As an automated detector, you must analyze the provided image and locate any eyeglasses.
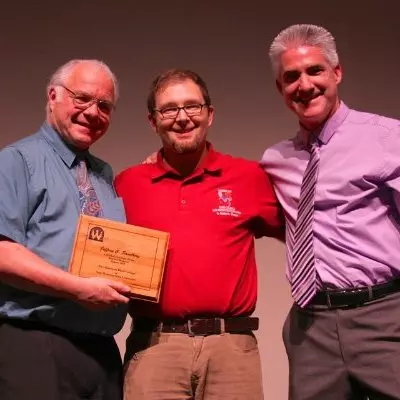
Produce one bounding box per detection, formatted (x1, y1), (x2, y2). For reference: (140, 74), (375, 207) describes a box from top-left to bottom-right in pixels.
(58, 85), (115, 115)
(154, 103), (207, 119)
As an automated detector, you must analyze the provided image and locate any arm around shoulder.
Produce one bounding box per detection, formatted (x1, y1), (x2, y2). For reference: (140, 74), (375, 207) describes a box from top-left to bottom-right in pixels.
(252, 164), (285, 240)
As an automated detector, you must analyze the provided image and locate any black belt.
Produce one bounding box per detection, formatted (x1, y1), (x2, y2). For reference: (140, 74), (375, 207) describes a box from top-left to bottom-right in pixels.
(309, 279), (400, 308)
(133, 317), (259, 336)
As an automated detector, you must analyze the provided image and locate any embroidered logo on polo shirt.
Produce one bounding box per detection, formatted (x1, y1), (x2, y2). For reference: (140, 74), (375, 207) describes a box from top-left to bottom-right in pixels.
(212, 189), (242, 217)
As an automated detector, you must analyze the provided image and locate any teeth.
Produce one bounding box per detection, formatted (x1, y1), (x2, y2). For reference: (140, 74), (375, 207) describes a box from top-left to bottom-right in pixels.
(298, 97), (317, 105)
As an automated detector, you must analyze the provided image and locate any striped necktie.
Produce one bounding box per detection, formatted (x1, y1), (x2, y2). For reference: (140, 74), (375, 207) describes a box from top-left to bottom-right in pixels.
(291, 141), (320, 307)
(76, 158), (103, 217)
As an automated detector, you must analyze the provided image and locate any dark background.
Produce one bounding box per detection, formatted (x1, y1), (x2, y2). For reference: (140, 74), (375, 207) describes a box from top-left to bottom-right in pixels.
(1, 1), (399, 397)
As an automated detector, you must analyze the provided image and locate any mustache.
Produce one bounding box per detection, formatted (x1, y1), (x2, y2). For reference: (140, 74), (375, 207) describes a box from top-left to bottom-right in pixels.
(294, 91), (324, 104)
(172, 126), (196, 134)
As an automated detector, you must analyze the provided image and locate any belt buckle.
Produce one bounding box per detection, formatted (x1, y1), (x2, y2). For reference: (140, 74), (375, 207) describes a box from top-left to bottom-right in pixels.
(207, 318), (222, 335)
(325, 291), (332, 308)
(367, 286), (373, 301)
(348, 286), (373, 306)
(357, 286), (373, 304)
(325, 289), (347, 308)
(187, 320), (195, 337)
(325, 286), (374, 308)
(187, 318), (223, 336)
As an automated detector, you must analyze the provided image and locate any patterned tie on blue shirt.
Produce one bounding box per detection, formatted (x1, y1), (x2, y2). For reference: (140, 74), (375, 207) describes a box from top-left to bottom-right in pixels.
(76, 158), (103, 217)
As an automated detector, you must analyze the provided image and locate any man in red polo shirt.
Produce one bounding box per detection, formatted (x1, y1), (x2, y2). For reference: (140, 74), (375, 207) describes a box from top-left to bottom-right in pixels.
(115, 69), (283, 400)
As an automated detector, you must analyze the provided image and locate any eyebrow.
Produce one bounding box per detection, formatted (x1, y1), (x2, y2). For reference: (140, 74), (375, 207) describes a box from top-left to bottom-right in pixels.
(158, 100), (203, 108)
(282, 64), (326, 79)
(73, 89), (113, 102)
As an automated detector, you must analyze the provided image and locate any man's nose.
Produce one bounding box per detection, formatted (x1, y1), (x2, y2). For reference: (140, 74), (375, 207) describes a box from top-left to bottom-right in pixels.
(175, 107), (189, 122)
(83, 101), (100, 118)
(298, 74), (314, 92)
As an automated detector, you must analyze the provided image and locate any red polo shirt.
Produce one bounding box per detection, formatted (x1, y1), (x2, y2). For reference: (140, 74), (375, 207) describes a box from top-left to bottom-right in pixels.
(114, 145), (282, 318)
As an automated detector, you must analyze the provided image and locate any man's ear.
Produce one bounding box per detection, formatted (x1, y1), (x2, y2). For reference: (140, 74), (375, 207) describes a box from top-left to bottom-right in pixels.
(334, 63), (343, 85)
(148, 113), (157, 132)
(48, 87), (57, 111)
(207, 105), (215, 127)
(275, 79), (283, 95)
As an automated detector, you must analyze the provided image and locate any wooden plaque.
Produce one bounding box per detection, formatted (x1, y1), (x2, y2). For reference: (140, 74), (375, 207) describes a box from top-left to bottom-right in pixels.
(69, 214), (169, 302)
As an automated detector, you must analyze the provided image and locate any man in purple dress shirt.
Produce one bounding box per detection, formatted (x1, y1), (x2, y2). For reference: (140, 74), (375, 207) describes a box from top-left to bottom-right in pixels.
(261, 24), (400, 399)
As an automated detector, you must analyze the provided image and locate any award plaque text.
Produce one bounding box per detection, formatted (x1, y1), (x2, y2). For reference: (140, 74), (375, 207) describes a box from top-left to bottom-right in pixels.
(69, 215), (169, 302)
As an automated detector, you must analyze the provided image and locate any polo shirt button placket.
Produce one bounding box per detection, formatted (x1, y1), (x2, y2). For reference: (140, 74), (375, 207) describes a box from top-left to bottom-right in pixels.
(180, 184), (187, 209)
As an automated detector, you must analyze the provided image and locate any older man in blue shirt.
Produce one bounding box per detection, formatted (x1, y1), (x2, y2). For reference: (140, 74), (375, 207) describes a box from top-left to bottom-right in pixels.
(0, 59), (132, 400)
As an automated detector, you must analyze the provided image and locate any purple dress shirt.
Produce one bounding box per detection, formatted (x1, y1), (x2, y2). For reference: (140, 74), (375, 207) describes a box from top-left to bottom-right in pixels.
(261, 102), (400, 289)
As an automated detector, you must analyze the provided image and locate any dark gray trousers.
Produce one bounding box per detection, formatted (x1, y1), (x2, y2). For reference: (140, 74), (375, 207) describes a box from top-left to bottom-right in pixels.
(283, 291), (400, 400)
(0, 320), (123, 400)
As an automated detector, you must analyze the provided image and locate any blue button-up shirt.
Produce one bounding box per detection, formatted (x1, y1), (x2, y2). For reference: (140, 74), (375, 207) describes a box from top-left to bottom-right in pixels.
(0, 123), (127, 335)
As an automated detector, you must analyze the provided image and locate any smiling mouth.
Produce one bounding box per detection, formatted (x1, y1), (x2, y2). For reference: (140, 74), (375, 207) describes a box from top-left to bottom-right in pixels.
(76, 122), (92, 129)
(174, 128), (195, 135)
(297, 94), (321, 105)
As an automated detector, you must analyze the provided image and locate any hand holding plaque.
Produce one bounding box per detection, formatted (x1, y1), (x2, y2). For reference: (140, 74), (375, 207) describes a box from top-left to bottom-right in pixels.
(69, 215), (169, 302)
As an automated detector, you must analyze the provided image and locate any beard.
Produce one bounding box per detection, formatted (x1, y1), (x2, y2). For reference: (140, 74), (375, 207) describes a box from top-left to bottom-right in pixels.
(163, 132), (204, 154)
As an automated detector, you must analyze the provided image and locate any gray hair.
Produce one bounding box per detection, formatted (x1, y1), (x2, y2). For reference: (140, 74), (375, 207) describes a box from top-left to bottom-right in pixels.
(269, 24), (339, 76)
(47, 59), (119, 101)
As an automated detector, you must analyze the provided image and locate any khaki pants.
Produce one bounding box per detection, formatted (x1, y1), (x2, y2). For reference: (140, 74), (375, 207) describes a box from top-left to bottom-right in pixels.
(124, 330), (263, 400)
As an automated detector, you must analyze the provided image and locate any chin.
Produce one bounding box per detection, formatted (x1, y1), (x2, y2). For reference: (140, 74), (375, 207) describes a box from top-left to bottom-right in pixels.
(71, 134), (94, 149)
(171, 137), (201, 153)
(74, 141), (92, 150)
(300, 115), (326, 131)
(173, 143), (198, 154)
(299, 106), (328, 125)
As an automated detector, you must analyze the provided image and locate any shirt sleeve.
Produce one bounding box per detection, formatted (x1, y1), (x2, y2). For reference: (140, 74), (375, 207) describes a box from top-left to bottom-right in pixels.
(251, 163), (285, 239)
(0, 147), (31, 244)
(381, 125), (400, 214)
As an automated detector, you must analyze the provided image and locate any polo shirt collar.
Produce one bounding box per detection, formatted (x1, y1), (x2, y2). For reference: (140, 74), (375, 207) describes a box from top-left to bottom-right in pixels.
(295, 101), (350, 149)
(151, 142), (222, 181)
(39, 122), (99, 171)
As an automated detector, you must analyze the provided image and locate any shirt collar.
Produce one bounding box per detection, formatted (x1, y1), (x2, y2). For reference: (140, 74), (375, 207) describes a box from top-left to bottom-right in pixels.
(39, 122), (98, 170)
(151, 142), (222, 181)
(295, 102), (350, 149)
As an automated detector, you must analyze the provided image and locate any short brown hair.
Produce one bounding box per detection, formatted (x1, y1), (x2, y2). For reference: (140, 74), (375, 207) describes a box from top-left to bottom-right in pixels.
(147, 69), (212, 114)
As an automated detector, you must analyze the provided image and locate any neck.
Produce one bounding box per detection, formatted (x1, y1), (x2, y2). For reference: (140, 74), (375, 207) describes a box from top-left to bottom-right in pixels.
(163, 144), (208, 177)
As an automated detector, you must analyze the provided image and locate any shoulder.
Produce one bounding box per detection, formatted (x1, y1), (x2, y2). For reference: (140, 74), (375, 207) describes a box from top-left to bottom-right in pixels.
(214, 150), (260, 172)
(0, 135), (45, 198)
(342, 109), (400, 155)
(1, 131), (43, 155)
(114, 163), (153, 186)
(260, 139), (295, 165)
(346, 108), (400, 133)
(0, 131), (44, 171)
(213, 151), (273, 189)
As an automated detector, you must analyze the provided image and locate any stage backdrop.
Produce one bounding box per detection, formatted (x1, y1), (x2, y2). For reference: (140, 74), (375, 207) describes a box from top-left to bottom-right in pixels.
(1, 1), (399, 398)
